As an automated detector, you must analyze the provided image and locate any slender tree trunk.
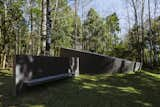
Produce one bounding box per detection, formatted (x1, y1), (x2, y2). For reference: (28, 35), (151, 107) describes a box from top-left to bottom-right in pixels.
(37, 26), (41, 55)
(17, 28), (20, 54)
(2, 53), (6, 69)
(131, 0), (140, 61)
(41, 0), (47, 55)
(153, 0), (159, 65)
(0, 7), (2, 67)
(74, 0), (78, 49)
(82, 1), (84, 50)
(19, 28), (21, 54)
(52, 0), (58, 27)
(148, 0), (153, 67)
(2, 2), (7, 69)
(29, 0), (33, 55)
(37, 3), (42, 55)
(141, 0), (145, 63)
(131, 0), (138, 27)
(41, 0), (51, 55)
(46, 0), (51, 55)
(52, 0), (58, 56)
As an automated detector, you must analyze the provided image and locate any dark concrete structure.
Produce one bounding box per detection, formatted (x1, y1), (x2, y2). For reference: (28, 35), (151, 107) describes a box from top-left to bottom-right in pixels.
(60, 48), (142, 74)
(13, 48), (142, 95)
(14, 55), (72, 95)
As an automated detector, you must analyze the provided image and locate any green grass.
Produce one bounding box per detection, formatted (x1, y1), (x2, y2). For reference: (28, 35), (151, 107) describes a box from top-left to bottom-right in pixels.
(0, 70), (160, 107)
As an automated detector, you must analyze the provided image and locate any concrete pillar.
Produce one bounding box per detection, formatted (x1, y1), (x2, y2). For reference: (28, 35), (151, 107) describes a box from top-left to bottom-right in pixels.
(70, 57), (79, 77)
(74, 57), (79, 77)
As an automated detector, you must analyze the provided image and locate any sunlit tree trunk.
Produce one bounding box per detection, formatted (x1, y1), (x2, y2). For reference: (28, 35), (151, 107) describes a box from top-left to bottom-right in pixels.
(46, 0), (51, 55)
(41, 0), (47, 55)
(28, 0), (33, 55)
(2, 1), (7, 69)
(41, 0), (51, 55)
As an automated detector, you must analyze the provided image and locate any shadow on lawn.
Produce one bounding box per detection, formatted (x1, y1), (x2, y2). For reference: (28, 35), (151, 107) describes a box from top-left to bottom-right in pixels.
(74, 72), (160, 107)
(0, 71), (160, 107)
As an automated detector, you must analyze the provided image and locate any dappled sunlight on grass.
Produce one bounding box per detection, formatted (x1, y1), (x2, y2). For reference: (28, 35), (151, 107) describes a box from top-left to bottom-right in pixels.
(82, 82), (97, 89)
(0, 70), (160, 107)
(117, 87), (141, 94)
(135, 100), (152, 107)
(75, 74), (98, 81)
(29, 105), (45, 107)
(75, 74), (142, 95)
(99, 84), (112, 88)
(143, 71), (160, 80)
(0, 69), (12, 76)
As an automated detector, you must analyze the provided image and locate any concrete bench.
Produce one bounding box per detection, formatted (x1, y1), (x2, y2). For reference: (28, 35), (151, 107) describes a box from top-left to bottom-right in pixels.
(24, 73), (71, 86)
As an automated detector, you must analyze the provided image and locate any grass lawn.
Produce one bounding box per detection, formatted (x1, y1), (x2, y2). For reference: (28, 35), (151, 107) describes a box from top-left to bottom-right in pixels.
(0, 69), (160, 107)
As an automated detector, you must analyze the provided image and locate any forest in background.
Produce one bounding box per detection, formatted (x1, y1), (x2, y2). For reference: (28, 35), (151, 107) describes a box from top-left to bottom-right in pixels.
(0, 0), (160, 69)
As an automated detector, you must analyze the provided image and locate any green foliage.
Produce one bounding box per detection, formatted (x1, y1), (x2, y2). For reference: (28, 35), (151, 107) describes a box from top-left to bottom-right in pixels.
(0, 0), (122, 64)
(106, 12), (120, 33)
(83, 9), (120, 54)
(0, 0), (27, 66)
(83, 8), (102, 51)
(125, 17), (160, 65)
(51, 1), (75, 49)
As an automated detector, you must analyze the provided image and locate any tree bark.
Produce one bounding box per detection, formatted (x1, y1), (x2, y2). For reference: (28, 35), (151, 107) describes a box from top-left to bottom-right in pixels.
(2, 1), (7, 69)
(153, 0), (159, 65)
(141, 0), (145, 63)
(74, 0), (78, 49)
(41, 0), (47, 55)
(2, 53), (6, 69)
(148, 0), (153, 66)
(131, 0), (140, 61)
(41, 0), (51, 55)
(46, 0), (51, 55)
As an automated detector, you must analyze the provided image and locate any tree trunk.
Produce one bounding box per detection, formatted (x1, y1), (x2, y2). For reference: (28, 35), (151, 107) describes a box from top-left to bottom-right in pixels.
(0, 54), (2, 67)
(74, 0), (78, 49)
(17, 28), (20, 54)
(41, 0), (51, 55)
(52, 0), (58, 56)
(148, 0), (153, 67)
(2, 1), (7, 69)
(29, 0), (33, 55)
(2, 53), (6, 69)
(41, 0), (47, 55)
(46, 0), (51, 55)
(131, 0), (140, 61)
(37, 4), (42, 56)
(141, 0), (145, 63)
(153, 0), (159, 65)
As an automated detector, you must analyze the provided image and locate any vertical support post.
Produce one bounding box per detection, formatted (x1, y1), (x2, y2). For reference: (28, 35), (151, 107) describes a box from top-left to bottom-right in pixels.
(74, 57), (79, 77)
(70, 57), (79, 77)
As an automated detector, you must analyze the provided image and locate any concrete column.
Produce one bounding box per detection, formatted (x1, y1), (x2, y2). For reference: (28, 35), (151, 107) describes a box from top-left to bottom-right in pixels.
(70, 57), (79, 77)
(74, 57), (79, 77)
